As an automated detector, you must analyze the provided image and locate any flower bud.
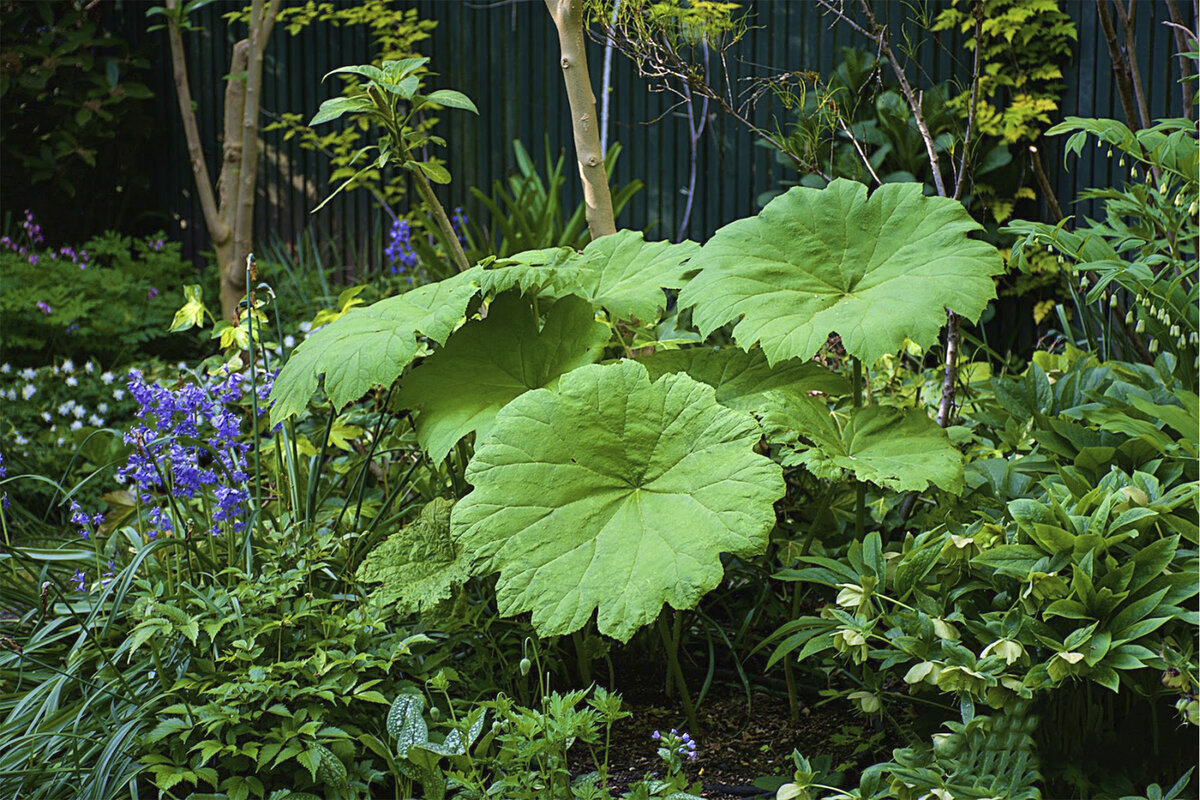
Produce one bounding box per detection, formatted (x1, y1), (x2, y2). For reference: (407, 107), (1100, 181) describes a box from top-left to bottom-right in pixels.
(519, 657), (532, 676)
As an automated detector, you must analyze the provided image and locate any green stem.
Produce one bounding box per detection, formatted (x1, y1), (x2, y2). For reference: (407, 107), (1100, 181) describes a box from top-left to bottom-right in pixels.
(409, 160), (470, 273)
(656, 614), (699, 733)
(852, 357), (865, 538)
(784, 580), (802, 723)
(571, 630), (593, 686)
(245, 261), (264, 538)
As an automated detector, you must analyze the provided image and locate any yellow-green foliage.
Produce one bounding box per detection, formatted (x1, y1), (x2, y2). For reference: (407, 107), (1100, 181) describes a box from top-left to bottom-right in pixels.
(934, 0), (1077, 145)
(590, 0), (748, 54)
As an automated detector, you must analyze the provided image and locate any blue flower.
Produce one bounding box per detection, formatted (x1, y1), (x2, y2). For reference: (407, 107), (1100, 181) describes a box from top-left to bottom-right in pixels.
(386, 218), (418, 273)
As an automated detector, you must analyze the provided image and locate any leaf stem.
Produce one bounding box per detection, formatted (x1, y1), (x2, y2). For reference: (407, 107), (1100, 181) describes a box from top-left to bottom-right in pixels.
(852, 357), (865, 539)
(656, 613), (699, 733)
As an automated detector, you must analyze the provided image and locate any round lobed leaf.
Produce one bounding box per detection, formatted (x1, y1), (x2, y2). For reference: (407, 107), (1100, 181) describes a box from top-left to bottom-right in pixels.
(678, 179), (1003, 366)
(451, 359), (784, 642)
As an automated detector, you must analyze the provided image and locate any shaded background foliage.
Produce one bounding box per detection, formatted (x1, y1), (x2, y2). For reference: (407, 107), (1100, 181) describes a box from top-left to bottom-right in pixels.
(4, 0), (1187, 266)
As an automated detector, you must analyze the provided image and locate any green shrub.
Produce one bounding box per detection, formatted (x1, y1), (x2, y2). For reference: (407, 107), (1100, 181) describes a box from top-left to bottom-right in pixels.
(0, 220), (201, 366)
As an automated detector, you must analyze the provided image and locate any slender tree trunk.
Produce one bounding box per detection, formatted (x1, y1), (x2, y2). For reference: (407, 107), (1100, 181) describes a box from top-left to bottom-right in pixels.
(545, 0), (617, 239)
(1096, 0), (1143, 131)
(165, 0), (280, 321)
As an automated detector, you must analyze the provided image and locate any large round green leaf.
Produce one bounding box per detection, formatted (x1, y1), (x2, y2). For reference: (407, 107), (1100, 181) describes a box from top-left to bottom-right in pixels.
(480, 229), (699, 323)
(270, 269), (482, 422)
(636, 346), (848, 413)
(678, 179), (1003, 365)
(762, 397), (964, 494)
(398, 293), (610, 462)
(451, 359), (784, 642)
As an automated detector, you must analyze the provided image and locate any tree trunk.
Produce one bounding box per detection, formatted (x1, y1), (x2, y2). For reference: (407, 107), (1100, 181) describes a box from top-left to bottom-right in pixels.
(545, 0), (617, 239)
(229, 0), (269, 319)
(165, 0), (279, 321)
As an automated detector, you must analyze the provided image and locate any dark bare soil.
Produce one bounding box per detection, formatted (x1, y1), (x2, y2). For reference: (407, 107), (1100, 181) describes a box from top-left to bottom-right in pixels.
(576, 682), (891, 799)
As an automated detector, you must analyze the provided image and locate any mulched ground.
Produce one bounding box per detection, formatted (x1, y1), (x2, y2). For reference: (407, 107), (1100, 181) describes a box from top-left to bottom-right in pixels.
(575, 680), (891, 799)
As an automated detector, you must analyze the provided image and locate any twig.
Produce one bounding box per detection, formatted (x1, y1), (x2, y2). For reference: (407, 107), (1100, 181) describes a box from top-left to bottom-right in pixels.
(815, 0), (947, 197)
(1028, 145), (1065, 222)
(953, 4), (984, 202)
(1110, 0), (1153, 131)
(837, 115), (882, 186)
(1163, 7), (1196, 118)
(1095, 0), (1143, 131)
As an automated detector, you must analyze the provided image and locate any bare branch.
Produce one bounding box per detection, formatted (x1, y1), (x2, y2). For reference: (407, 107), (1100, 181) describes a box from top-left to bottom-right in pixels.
(1110, 0), (1152, 130)
(815, 0), (948, 197)
(1095, 0), (1143, 130)
(953, 3), (983, 201)
(1163, 5), (1196, 117)
(1028, 145), (1064, 223)
(836, 115), (881, 186)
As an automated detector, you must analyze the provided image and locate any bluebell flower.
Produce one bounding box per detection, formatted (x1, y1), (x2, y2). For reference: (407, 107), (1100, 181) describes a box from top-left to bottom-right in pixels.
(451, 206), (469, 244)
(386, 218), (418, 273)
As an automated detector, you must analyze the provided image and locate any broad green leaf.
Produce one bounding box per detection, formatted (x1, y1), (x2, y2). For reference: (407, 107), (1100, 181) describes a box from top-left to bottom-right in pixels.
(452, 360), (784, 642)
(972, 544), (1046, 578)
(323, 64), (385, 84)
(411, 160), (451, 184)
(764, 398), (964, 493)
(481, 229), (699, 323)
(636, 346), (848, 413)
(381, 57), (429, 81)
(678, 180), (1003, 365)
(309, 95), (374, 126)
(398, 294), (610, 461)
(270, 269), (481, 422)
(357, 498), (469, 613)
(423, 89), (478, 114)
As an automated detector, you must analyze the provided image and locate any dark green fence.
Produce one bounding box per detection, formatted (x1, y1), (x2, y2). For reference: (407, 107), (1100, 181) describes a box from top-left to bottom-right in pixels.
(115, 0), (1194, 273)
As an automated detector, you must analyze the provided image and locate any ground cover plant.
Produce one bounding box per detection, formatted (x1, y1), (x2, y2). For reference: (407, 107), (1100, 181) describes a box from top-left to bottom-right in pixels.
(1, 1), (1196, 799)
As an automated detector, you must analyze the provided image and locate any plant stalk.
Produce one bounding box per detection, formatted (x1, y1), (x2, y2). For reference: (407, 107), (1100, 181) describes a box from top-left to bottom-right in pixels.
(656, 614), (699, 733)
(852, 357), (865, 538)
